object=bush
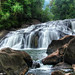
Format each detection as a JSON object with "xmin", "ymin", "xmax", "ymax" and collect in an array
[
  {"xmin": 50, "ymin": 0, "xmax": 75, "ymax": 20},
  {"xmin": 0, "ymin": 0, "xmax": 54, "ymax": 30}
]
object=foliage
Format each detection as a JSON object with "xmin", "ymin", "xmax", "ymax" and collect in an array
[
  {"xmin": 50, "ymin": 0, "xmax": 75, "ymax": 20},
  {"xmin": 0, "ymin": 0, "xmax": 52, "ymax": 30},
  {"xmin": 39, "ymin": 7, "xmax": 54, "ymax": 22},
  {"xmin": 11, "ymin": 2, "xmax": 23, "ymax": 14},
  {"xmin": 1, "ymin": 0, "xmax": 74, "ymax": 30}
]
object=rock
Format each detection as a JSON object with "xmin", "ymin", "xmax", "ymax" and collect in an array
[
  {"xmin": 72, "ymin": 72, "xmax": 75, "ymax": 75},
  {"xmin": 52, "ymin": 62, "xmax": 72, "ymax": 70},
  {"xmin": 63, "ymin": 20, "xmax": 72, "ymax": 28},
  {"xmin": 0, "ymin": 30, "xmax": 9, "ymax": 40},
  {"xmin": 64, "ymin": 37, "xmax": 75, "ymax": 64},
  {"xmin": 43, "ymin": 36, "xmax": 75, "ymax": 65},
  {"xmin": 42, "ymin": 44, "xmax": 68, "ymax": 65},
  {"xmin": 47, "ymin": 35, "xmax": 75, "ymax": 54},
  {"xmin": 31, "ymin": 19, "xmax": 41, "ymax": 25},
  {"xmin": 21, "ymin": 19, "xmax": 41, "ymax": 28},
  {"xmin": 72, "ymin": 64, "xmax": 75, "ymax": 72},
  {"xmin": 42, "ymin": 50, "xmax": 61, "ymax": 65},
  {"xmin": 51, "ymin": 71, "xmax": 64, "ymax": 75},
  {"xmin": 27, "ymin": 73, "xmax": 35, "ymax": 75},
  {"xmin": 32, "ymin": 61, "xmax": 40, "ymax": 68},
  {"xmin": 0, "ymin": 47, "xmax": 33, "ymax": 75},
  {"xmin": 65, "ymin": 73, "xmax": 72, "ymax": 75},
  {"xmin": 30, "ymin": 33, "xmax": 39, "ymax": 48}
]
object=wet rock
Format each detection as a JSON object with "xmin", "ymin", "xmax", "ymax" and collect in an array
[
  {"xmin": 32, "ymin": 61, "xmax": 40, "ymax": 68},
  {"xmin": 72, "ymin": 64, "xmax": 75, "ymax": 72},
  {"xmin": 64, "ymin": 37, "xmax": 75, "ymax": 64},
  {"xmin": 47, "ymin": 35, "xmax": 75, "ymax": 54},
  {"xmin": 0, "ymin": 47, "xmax": 33, "ymax": 75},
  {"xmin": 65, "ymin": 73, "xmax": 72, "ymax": 75},
  {"xmin": 27, "ymin": 73, "xmax": 35, "ymax": 75},
  {"xmin": 30, "ymin": 34, "xmax": 39, "ymax": 48},
  {"xmin": 43, "ymin": 35, "xmax": 75, "ymax": 66},
  {"xmin": 72, "ymin": 72, "xmax": 75, "ymax": 75},
  {"xmin": 42, "ymin": 50, "xmax": 61, "ymax": 65},
  {"xmin": 63, "ymin": 19, "xmax": 72, "ymax": 29},
  {"xmin": 43, "ymin": 36, "xmax": 75, "ymax": 65},
  {"xmin": 53, "ymin": 62, "xmax": 72, "ymax": 70},
  {"xmin": 42, "ymin": 43, "xmax": 68, "ymax": 65},
  {"xmin": 51, "ymin": 71, "xmax": 64, "ymax": 75}
]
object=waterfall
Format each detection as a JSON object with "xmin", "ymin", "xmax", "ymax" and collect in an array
[
  {"xmin": 0, "ymin": 19, "xmax": 73, "ymax": 50},
  {"xmin": 70, "ymin": 20, "xmax": 75, "ymax": 32}
]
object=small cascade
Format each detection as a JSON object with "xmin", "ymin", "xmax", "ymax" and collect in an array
[
  {"xmin": 70, "ymin": 19, "xmax": 75, "ymax": 32},
  {"xmin": 0, "ymin": 19, "xmax": 74, "ymax": 50}
]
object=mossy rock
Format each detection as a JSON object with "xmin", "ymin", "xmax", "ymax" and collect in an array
[{"xmin": 0, "ymin": 48, "xmax": 33, "ymax": 75}]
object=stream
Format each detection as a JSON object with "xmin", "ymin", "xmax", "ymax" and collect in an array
[
  {"xmin": 25, "ymin": 49, "xmax": 53, "ymax": 75},
  {"xmin": 0, "ymin": 19, "xmax": 75, "ymax": 75},
  {"xmin": 24, "ymin": 49, "xmax": 73, "ymax": 75}
]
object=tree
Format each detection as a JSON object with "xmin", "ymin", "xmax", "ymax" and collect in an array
[
  {"xmin": 0, "ymin": 0, "xmax": 45, "ymax": 30},
  {"xmin": 0, "ymin": 0, "xmax": 1, "ymax": 10},
  {"xmin": 50, "ymin": 0, "xmax": 75, "ymax": 20}
]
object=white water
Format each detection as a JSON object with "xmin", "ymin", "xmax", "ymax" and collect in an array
[
  {"xmin": 70, "ymin": 20, "xmax": 75, "ymax": 32},
  {"xmin": 0, "ymin": 20, "xmax": 74, "ymax": 50}
]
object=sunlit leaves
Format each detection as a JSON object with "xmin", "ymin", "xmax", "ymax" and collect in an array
[
  {"xmin": 1, "ymin": 12, "xmax": 10, "ymax": 20},
  {"xmin": 11, "ymin": 2, "xmax": 23, "ymax": 14},
  {"xmin": 0, "ymin": 0, "xmax": 53, "ymax": 30}
]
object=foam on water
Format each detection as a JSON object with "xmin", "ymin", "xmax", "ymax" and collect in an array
[{"xmin": 0, "ymin": 19, "xmax": 74, "ymax": 50}]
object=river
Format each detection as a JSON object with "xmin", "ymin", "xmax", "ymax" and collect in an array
[
  {"xmin": 0, "ymin": 19, "xmax": 75, "ymax": 75},
  {"xmin": 25, "ymin": 49, "xmax": 73, "ymax": 75},
  {"xmin": 25, "ymin": 50, "xmax": 53, "ymax": 75}
]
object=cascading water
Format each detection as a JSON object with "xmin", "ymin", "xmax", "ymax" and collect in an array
[
  {"xmin": 70, "ymin": 19, "xmax": 75, "ymax": 32},
  {"xmin": 0, "ymin": 19, "xmax": 74, "ymax": 50}
]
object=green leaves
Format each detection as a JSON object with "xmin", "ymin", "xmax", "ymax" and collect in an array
[
  {"xmin": 1, "ymin": 12, "xmax": 10, "ymax": 20},
  {"xmin": 24, "ymin": 0, "xmax": 31, "ymax": 5},
  {"xmin": 0, "ymin": 0, "xmax": 54, "ymax": 30},
  {"xmin": 11, "ymin": 2, "xmax": 23, "ymax": 14},
  {"xmin": 50, "ymin": 0, "xmax": 75, "ymax": 20}
]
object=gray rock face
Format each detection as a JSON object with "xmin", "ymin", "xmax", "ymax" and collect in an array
[
  {"xmin": 64, "ymin": 37, "xmax": 75, "ymax": 64},
  {"xmin": 43, "ymin": 35, "xmax": 75, "ymax": 65},
  {"xmin": 47, "ymin": 35, "xmax": 75, "ymax": 54},
  {"xmin": 42, "ymin": 50, "xmax": 61, "ymax": 65},
  {"xmin": 51, "ymin": 71, "xmax": 64, "ymax": 75},
  {"xmin": 0, "ymin": 48, "xmax": 33, "ymax": 75}
]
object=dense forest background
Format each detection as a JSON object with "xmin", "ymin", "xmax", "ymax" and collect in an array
[{"xmin": 0, "ymin": 0, "xmax": 75, "ymax": 30}]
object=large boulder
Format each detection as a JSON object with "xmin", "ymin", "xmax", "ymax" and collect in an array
[
  {"xmin": 42, "ymin": 43, "xmax": 68, "ymax": 65},
  {"xmin": 52, "ymin": 62, "xmax": 73, "ymax": 73},
  {"xmin": 47, "ymin": 35, "xmax": 75, "ymax": 54},
  {"xmin": 72, "ymin": 64, "xmax": 75, "ymax": 72},
  {"xmin": 51, "ymin": 71, "xmax": 64, "ymax": 75},
  {"xmin": 42, "ymin": 50, "xmax": 61, "ymax": 65},
  {"xmin": 51, "ymin": 71, "xmax": 72, "ymax": 75},
  {"xmin": 64, "ymin": 37, "xmax": 75, "ymax": 64},
  {"xmin": 0, "ymin": 48, "xmax": 33, "ymax": 75},
  {"xmin": 43, "ymin": 35, "xmax": 75, "ymax": 65}
]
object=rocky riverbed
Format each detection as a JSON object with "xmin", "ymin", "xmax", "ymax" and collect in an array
[
  {"xmin": 42, "ymin": 35, "xmax": 75, "ymax": 75},
  {"xmin": 0, "ymin": 19, "xmax": 75, "ymax": 75},
  {"xmin": 0, "ymin": 36, "xmax": 75, "ymax": 75},
  {"xmin": 0, "ymin": 48, "xmax": 32, "ymax": 75}
]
